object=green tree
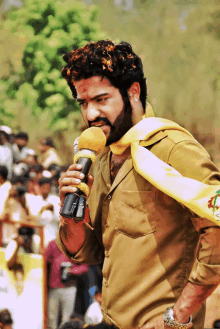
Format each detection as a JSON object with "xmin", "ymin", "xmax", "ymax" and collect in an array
[{"xmin": 1, "ymin": 0, "xmax": 106, "ymax": 131}]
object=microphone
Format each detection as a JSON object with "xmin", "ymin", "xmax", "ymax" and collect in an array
[{"xmin": 60, "ymin": 127, "xmax": 106, "ymax": 220}]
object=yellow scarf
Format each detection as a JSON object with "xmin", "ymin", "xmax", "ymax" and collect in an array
[{"xmin": 110, "ymin": 108, "xmax": 220, "ymax": 226}]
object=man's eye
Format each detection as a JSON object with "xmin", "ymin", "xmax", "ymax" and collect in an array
[
  {"xmin": 79, "ymin": 102, "xmax": 86, "ymax": 107},
  {"xmin": 97, "ymin": 98, "xmax": 107, "ymax": 103}
]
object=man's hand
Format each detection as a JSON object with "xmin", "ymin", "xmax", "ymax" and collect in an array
[
  {"xmin": 40, "ymin": 203, "xmax": 54, "ymax": 214},
  {"xmin": 58, "ymin": 163, "xmax": 94, "ymax": 255},
  {"xmin": 59, "ymin": 163, "xmax": 94, "ymax": 205},
  {"xmin": 16, "ymin": 235, "xmax": 25, "ymax": 246}
]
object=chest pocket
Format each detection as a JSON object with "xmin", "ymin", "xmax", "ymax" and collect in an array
[{"xmin": 113, "ymin": 190, "xmax": 156, "ymax": 239}]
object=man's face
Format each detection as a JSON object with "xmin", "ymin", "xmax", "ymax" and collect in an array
[
  {"xmin": 39, "ymin": 183, "xmax": 51, "ymax": 199},
  {"xmin": 0, "ymin": 132, "xmax": 6, "ymax": 145},
  {"xmin": 15, "ymin": 138, "xmax": 27, "ymax": 151},
  {"xmin": 74, "ymin": 76, "xmax": 133, "ymax": 146},
  {"xmin": 38, "ymin": 140, "xmax": 49, "ymax": 153}
]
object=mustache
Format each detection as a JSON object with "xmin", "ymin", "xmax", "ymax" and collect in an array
[{"xmin": 88, "ymin": 117, "xmax": 113, "ymax": 128}]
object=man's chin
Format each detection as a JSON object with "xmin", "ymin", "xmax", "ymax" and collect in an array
[{"xmin": 106, "ymin": 134, "xmax": 123, "ymax": 146}]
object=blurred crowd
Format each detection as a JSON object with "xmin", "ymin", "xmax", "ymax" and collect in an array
[{"xmin": 0, "ymin": 125, "xmax": 103, "ymax": 329}]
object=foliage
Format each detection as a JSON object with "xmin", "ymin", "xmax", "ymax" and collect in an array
[
  {"xmin": 92, "ymin": 0, "xmax": 220, "ymax": 161},
  {"xmin": 0, "ymin": 0, "xmax": 105, "ymax": 130}
]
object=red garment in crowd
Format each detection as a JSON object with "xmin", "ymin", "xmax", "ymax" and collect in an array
[{"xmin": 46, "ymin": 240, "xmax": 88, "ymax": 289}]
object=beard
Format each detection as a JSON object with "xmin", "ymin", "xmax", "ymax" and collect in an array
[{"xmin": 88, "ymin": 96, "xmax": 133, "ymax": 146}]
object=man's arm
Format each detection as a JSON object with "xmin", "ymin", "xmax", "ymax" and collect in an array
[
  {"xmin": 59, "ymin": 218, "xmax": 86, "ymax": 255},
  {"xmin": 5, "ymin": 237, "xmax": 23, "ymax": 269},
  {"xmin": 173, "ymin": 281, "xmax": 218, "ymax": 323},
  {"xmin": 58, "ymin": 162, "xmax": 93, "ymax": 256},
  {"xmin": 142, "ymin": 138, "xmax": 220, "ymax": 328},
  {"xmin": 142, "ymin": 282, "xmax": 217, "ymax": 329}
]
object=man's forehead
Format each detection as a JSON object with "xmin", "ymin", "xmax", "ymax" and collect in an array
[{"xmin": 75, "ymin": 76, "xmax": 112, "ymax": 96}]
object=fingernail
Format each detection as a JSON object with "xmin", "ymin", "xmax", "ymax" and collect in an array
[
  {"xmin": 79, "ymin": 173, "xmax": 84, "ymax": 179},
  {"xmin": 71, "ymin": 187, "xmax": 77, "ymax": 192},
  {"xmin": 75, "ymin": 179, "xmax": 80, "ymax": 184}
]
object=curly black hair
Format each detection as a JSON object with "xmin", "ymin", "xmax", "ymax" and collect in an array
[{"xmin": 62, "ymin": 40, "xmax": 147, "ymax": 110}]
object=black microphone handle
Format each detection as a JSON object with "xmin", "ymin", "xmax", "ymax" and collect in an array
[{"xmin": 60, "ymin": 156, "xmax": 92, "ymax": 219}]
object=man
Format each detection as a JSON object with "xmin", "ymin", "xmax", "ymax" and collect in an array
[
  {"xmin": 57, "ymin": 40, "xmax": 220, "ymax": 329},
  {"xmin": 38, "ymin": 177, "xmax": 60, "ymax": 246},
  {"xmin": 0, "ymin": 309, "xmax": 13, "ymax": 329},
  {"xmin": 46, "ymin": 239, "xmax": 88, "ymax": 329},
  {"xmin": 12, "ymin": 132, "xmax": 34, "ymax": 164},
  {"xmin": 0, "ymin": 126, "xmax": 13, "ymax": 180},
  {"xmin": 5, "ymin": 226, "xmax": 40, "ymax": 270},
  {"xmin": 0, "ymin": 165, "xmax": 11, "ymax": 218},
  {"xmin": 38, "ymin": 137, "xmax": 62, "ymax": 169}
]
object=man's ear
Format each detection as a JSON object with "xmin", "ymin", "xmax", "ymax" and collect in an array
[{"xmin": 128, "ymin": 82, "xmax": 141, "ymax": 101}]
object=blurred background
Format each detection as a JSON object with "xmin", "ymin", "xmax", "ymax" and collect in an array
[{"xmin": 0, "ymin": 0, "xmax": 220, "ymax": 165}]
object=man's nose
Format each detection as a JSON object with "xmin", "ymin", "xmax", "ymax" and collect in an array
[{"xmin": 86, "ymin": 103, "xmax": 100, "ymax": 122}]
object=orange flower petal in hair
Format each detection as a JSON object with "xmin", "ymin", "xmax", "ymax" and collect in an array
[{"xmin": 102, "ymin": 57, "xmax": 113, "ymax": 72}]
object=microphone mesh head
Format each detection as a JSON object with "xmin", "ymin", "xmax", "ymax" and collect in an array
[{"xmin": 78, "ymin": 127, "xmax": 106, "ymax": 154}]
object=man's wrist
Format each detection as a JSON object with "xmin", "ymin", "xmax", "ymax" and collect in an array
[
  {"xmin": 173, "ymin": 304, "xmax": 191, "ymax": 324},
  {"xmin": 164, "ymin": 306, "xmax": 192, "ymax": 328}
]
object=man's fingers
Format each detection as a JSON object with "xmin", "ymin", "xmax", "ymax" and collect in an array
[
  {"xmin": 60, "ymin": 177, "xmax": 82, "ymax": 187},
  {"xmin": 87, "ymin": 175, "xmax": 94, "ymax": 190}
]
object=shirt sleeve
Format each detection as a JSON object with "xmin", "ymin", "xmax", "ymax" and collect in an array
[
  {"xmin": 168, "ymin": 140, "xmax": 220, "ymax": 285},
  {"xmin": 5, "ymin": 240, "xmax": 18, "ymax": 263},
  {"xmin": 56, "ymin": 218, "xmax": 104, "ymax": 265}
]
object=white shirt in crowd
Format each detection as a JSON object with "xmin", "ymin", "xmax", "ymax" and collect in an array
[
  {"xmin": 38, "ymin": 193, "xmax": 60, "ymax": 247},
  {"xmin": 5, "ymin": 235, "xmax": 40, "ymax": 262},
  {"xmin": 84, "ymin": 300, "xmax": 103, "ymax": 325},
  {"xmin": 0, "ymin": 143, "xmax": 13, "ymax": 179},
  {"xmin": 0, "ymin": 180, "xmax": 14, "ymax": 245},
  {"xmin": 0, "ymin": 181, "xmax": 11, "ymax": 217},
  {"xmin": 12, "ymin": 144, "xmax": 35, "ymax": 163}
]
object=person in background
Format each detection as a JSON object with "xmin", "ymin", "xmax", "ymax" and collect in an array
[
  {"xmin": 0, "ymin": 165, "xmax": 11, "ymax": 218},
  {"xmin": 0, "ymin": 309, "xmax": 13, "ymax": 329},
  {"xmin": 12, "ymin": 132, "xmax": 34, "ymax": 164},
  {"xmin": 12, "ymin": 149, "xmax": 37, "ymax": 179},
  {"xmin": 5, "ymin": 176, "xmax": 41, "ymax": 225},
  {"xmin": 0, "ymin": 126, "xmax": 13, "ymax": 180},
  {"xmin": 214, "ymin": 320, "xmax": 220, "ymax": 328},
  {"xmin": 27, "ymin": 164, "xmax": 44, "ymax": 195},
  {"xmin": 84, "ymin": 288, "xmax": 103, "ymax": 325},
  {"xmin": 0, "ymin": 165, "xmax": 13, "ymax": 246},
  {"xmin": 46, "ymin": 239, "xmax": 88, "ymax": 329},
  {"xmin": 5, "ymin": 226, "xmax": 40, "ymax": 270},
  {"xmin": 38, "ymin": 177, "xmax": 60, "ymax": 246},
  {"xmin": 38, "ymin": 137, "xmax": 62, "ymax": 169},
  {"xmin": 48, "ymin": 163, "xmax": 62, "ymax": 196},
  {"xmin": 58, "ymin": 318, "xmax": 85, "ymax": 329}
]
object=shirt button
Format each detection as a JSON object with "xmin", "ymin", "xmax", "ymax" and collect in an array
[
  {"xmin": 107, "ymin": 195, "xmax": 111, "ymax": 200},
  {"xmin": 105, "ymin": 281, "xmax": 108, "ymax": 287},
  {"xmin": 105, "ymin": 251, "xmax": 109, "ymax": 258},
  {"xmin": 105, "ymin": 222, "xmax": 109, "ymax": 228}
]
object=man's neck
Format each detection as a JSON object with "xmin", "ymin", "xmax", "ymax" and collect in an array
[{"xmin": 110, "ymin": 147, "xmax": 130, "ymax": 184}]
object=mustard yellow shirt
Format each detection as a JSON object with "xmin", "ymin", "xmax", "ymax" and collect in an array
[{"xmin": 57, "ymin": 128, "xmax": 220, "ymax": 329}]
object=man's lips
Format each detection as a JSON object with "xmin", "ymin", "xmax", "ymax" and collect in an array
[{"xmin": 91, "ymin": 121, "xmax": 109, "ymax": 128}]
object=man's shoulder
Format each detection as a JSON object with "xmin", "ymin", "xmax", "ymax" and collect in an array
[
  {"xmin": 164, "ymin": 128, "xmax": 196, "ymax": 145},
  {"xmin": 141, "ymin": 125, "xmax": 204, "ymax": 164}
]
